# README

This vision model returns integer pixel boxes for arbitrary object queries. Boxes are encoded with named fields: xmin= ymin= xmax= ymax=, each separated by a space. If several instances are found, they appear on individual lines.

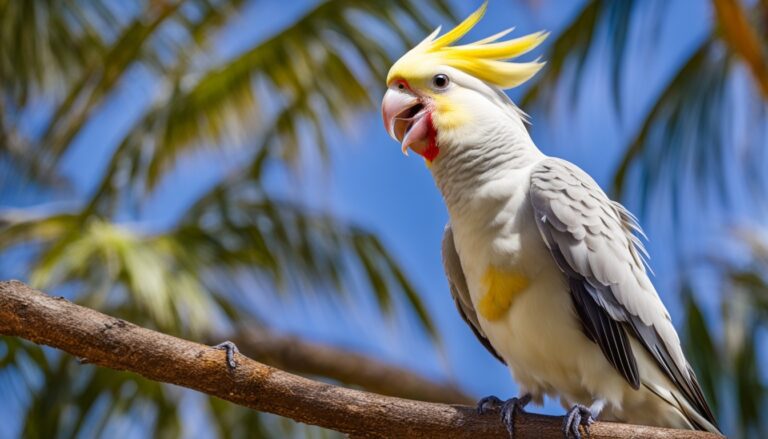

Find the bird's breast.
xmin=477 ymin=267 xmax=530 ymax=321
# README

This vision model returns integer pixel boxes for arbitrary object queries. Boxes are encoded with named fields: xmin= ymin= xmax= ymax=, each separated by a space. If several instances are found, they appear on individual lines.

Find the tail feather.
xmin=643 ymin=382 xmax=722 ymax=435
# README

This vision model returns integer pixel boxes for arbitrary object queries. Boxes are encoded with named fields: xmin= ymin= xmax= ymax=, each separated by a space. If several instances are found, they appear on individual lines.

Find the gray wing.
xmin=529 ymin=158 xmax=717 ymax=430
xmin=442 ymin=224 xmax=505 ymax=365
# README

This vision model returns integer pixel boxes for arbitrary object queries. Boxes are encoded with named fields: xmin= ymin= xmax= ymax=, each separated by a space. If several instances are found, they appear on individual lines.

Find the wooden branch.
xmin=227 ymin=326 xmax=472 ymax=404
xmin=0 ymin=280 xmax=719 ymax=439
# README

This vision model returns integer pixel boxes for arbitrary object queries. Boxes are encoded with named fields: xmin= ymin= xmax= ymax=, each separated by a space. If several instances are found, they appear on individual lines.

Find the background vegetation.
xmin=0 ymin=0 xmax=766 ymax=437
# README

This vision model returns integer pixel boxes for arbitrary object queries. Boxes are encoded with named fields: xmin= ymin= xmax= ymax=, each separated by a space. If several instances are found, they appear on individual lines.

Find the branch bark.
xmin=227 ymin=326 xmax=472 ymax=404
xmin=0 ymin=280 xmax=719 ymax=439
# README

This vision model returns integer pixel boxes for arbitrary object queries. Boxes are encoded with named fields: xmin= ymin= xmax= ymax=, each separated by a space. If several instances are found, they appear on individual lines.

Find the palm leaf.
xmin=1 ymin=0 xmax=249 ymax=188
xmin=610 ymin=38 xmax=734 ymax=211
xmin=0 ymin=0 xmax=105 ymax=104
xmin=0 ymin=191 xmax=438 ymax=339
xmin=86 ymin=0 xmax=450 ymax=202
xmin=521 ymin=0 xmax=647 ymax=113
xmin=686 ymin=229 xmax=768 ymax=436
xmin=1 ymin=1 xmax=455 ymax=436
xmin=523 ymin=0 xmax=768 ymax=220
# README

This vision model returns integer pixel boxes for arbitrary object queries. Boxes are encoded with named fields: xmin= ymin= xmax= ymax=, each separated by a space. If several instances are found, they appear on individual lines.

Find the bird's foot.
xmin=476 ymin=395 xmax=503 ymax=414
xmin=476 ymin=394 xmax=532 ymax=437
xmin=501 ymin=394 xmax=532 ymax=436
xmin=213 ymin=340 xmax=239 ymax=370
xmin=562 ymin=404 xmax=594 ymax=439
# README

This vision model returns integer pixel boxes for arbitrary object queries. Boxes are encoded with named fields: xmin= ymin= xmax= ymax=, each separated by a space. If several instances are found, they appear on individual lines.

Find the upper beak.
xmin=381 ymin=88 xmax=429 ymax=156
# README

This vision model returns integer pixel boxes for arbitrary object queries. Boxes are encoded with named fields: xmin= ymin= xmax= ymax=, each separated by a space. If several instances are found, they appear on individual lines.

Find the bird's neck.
xmin=429 ymin=122 xmax=543 ymax=218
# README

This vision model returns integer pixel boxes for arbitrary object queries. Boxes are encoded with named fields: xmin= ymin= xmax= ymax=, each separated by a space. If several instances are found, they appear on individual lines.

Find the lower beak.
xmin=381 ymin=88 xmax=430 ymax=156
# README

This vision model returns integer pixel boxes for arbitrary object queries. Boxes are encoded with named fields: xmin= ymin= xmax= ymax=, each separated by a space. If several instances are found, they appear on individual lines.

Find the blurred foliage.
xmin=522 ymin=0 xmax=768 ymax=219
xmin=0 ymin=0 xmax=452 ymax=436
xmin=684 ymin=229 xmax=768 ymax=437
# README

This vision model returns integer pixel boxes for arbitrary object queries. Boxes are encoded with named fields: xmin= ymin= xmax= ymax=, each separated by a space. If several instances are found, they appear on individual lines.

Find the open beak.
xmin=381 ymin=88 xmax=430 ymax=156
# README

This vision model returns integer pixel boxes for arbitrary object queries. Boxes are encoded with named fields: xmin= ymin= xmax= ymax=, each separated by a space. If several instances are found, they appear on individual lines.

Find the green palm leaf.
xmin=83 ymin=0 xmax=452 ymax=205
xmin=523 ymin=0 xmax=768 ymax=218
xmin=521 ymin=0 xmax=645 ymax=113
xmin=684 ymin=229 xmax=768 ymax=436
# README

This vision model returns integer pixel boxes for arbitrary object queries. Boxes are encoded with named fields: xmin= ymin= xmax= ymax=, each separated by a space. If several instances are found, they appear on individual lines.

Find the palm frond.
xmin=1 ymin=1 xmax=455 ymax=436
xmin=685 ymin=228 xmax=768 ymax=436
xmin=612 ymin=40 xmax=768 ymax=224
xmin=521 ymin=0 xmax=646 ymax=113
xmin=524 ymin=0 xmax=768 ymax=223
xmin=0 ymin=191 xmax=437 ymax=339
xmin=612 ymin=38 xmax=730 ymax=208
xmin=681 ymin=287 xmax=720 ymax=415
xmin=179 ymin=183 xmax=437 ymax=337
xmin=88 ymin=0 xmax=450 ymax=200
xmin=0 ymin=0 xmax=105 ymax=104
xmin=1 ymin=0 xmax=248 ymax=188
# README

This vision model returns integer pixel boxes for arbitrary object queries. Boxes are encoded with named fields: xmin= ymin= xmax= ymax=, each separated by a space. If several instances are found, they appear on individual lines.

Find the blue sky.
xmin=1 ymin=0 xmax=752 ymax=435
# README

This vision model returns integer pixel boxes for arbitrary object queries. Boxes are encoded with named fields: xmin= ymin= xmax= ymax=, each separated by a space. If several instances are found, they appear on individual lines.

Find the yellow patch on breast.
xmin=477 ymin=267 xmax=530 ymax=321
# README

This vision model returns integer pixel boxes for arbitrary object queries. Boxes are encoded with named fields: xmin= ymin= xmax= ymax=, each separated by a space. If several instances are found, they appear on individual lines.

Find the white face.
xmin=429 ymin=68 xmax=522 ymax=150
xmin=382 ymin=66 xmax=522 ymax=161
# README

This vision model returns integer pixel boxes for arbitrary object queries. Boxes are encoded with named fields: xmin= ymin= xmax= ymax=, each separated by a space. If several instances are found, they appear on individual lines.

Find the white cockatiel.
xmin=381 ymin=3 xmax=720 ymax=438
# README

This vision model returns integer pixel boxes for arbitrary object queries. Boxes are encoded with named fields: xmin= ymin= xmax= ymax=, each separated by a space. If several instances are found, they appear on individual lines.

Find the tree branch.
xmin=0 ymin=280 xmax=719 ymax=438
xmin=227 ymin=326 xmax=472 ymax=404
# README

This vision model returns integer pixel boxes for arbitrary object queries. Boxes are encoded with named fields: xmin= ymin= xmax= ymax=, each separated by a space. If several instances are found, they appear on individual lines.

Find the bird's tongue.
xmin=401 ymin=112 xmax=435 ymax=159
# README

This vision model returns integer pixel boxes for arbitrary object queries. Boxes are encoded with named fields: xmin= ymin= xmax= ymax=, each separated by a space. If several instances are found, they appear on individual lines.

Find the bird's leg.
xmin=562 ymin=404 xmax=594 ymax=439
xmin=213 ymin=340 xmax=239 ymax=370
xmin=476 ymin=393 xmax=532 ymax=437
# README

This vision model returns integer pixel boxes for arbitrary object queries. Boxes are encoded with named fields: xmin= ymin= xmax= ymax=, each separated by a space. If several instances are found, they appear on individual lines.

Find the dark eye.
xmin=432 ymin=74 xmax=449 ymax=90
xmin=397 ymin=82 xmax=405 ymax=90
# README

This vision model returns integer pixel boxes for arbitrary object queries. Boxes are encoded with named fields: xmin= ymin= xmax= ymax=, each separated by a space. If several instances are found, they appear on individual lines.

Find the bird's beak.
xmin=381 ymin=88 xmax=431 ymax=156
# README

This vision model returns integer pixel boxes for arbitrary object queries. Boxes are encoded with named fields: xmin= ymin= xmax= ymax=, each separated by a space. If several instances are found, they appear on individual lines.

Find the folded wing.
xmin=528 ymin=158 xmax=717 ymax=432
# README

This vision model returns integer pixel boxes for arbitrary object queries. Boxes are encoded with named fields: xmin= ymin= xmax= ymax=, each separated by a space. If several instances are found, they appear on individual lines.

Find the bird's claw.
xmin=476 ymin=394 xmax=532 ymax=437
xmin=213 ymin=340 xmax=239 ymax=370
xmin=562 ymin=404 xmax=594 ymax=439
xmin=476 ymin=395 xmax=503 ymax=414
xmin=501 ymin=394 xmax=532 ymax=436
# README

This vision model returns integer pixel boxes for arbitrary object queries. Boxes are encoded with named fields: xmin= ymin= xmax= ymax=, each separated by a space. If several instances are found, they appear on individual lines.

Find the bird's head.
xmin=381 ymin=2 xmax=547 ymax=163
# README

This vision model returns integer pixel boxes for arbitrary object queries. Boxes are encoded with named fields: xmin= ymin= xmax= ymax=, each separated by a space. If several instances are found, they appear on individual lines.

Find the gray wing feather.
xmin=442 ymin=225 xmax=505 ymax=365
xmin=529 ymin=158 xmax=717 ymax=430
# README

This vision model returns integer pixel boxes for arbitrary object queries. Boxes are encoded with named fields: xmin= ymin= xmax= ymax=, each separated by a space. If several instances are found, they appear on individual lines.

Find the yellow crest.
xmin=387 ymin=2 xmax=547 ymax=89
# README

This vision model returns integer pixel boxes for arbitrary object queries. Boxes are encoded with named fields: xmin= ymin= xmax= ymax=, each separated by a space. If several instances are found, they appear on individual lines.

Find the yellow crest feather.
xmin=387 ymin=1 xmax=547 ymax=89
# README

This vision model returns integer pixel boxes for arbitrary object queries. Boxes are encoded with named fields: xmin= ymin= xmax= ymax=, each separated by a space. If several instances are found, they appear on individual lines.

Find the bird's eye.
xmin=397 ymin=83 xmax=405 ymax=90
xmin=432 ymin=74 xmax=450 ymax=90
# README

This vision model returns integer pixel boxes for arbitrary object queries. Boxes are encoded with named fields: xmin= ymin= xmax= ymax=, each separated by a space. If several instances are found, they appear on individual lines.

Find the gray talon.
xmin=562 ymin=404 xmax=593 ymax=439
xmin=476 ymin=395 xmax=503 ymax=414
xmin=214 ymin=341 xmax=239 ymax=370
xmin=500 ymin=394 xmax=532 ymax=436
xmin=477 ymin=394 xmax=532 ymax=436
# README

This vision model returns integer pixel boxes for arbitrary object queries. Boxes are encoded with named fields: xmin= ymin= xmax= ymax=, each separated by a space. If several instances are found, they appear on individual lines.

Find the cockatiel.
xmin=381 ymin=3 xmax=720 ymax=438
